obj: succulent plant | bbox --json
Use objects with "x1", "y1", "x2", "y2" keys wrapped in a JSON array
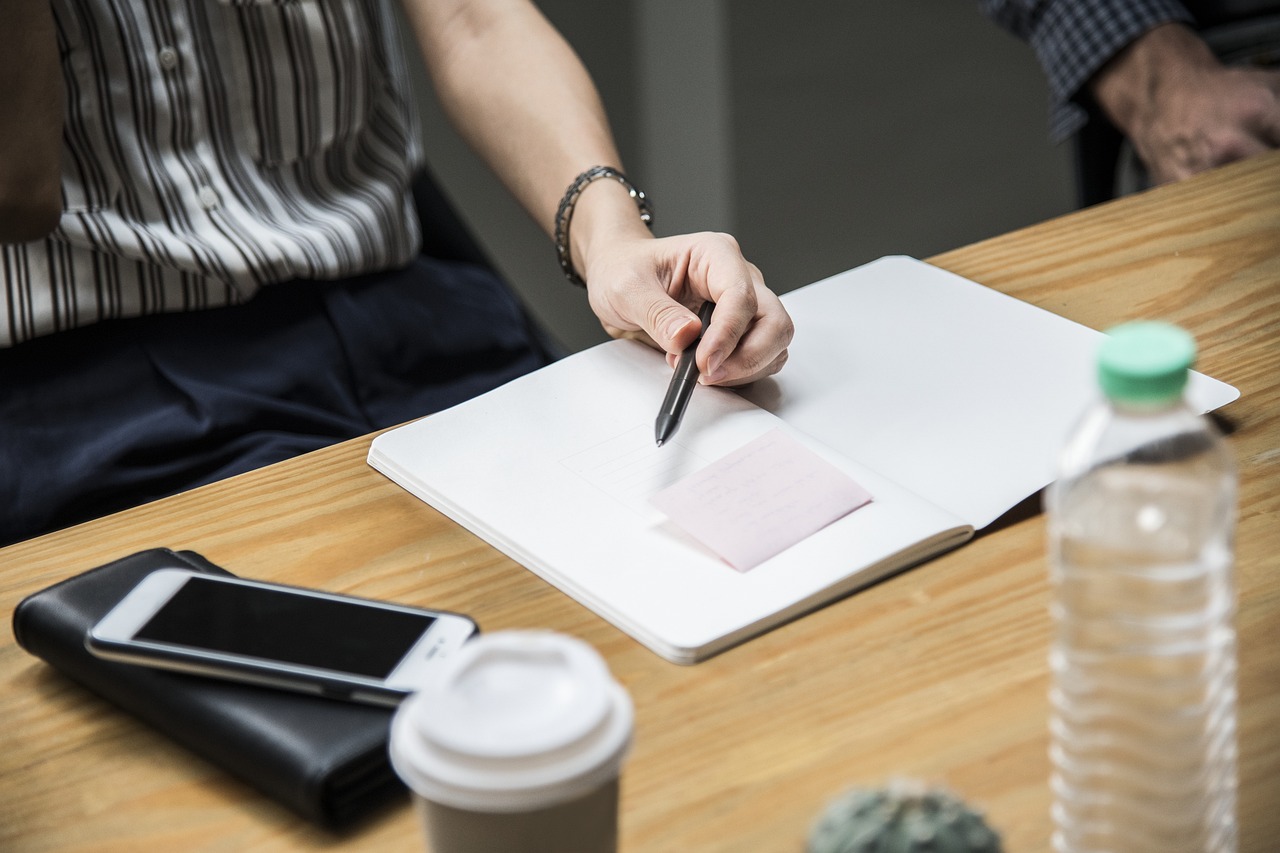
[{"x1": 806, "y1": 779, "x2": 1002, "y2": 853}]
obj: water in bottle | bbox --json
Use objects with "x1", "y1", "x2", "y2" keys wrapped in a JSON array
[{"x1": 1045, "y1": 321, "x2": 1237, "y2": 853}]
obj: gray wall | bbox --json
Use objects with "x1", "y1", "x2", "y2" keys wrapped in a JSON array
[{"x1": 400, "y1": 1, "x2": 1075, "y2": 354}]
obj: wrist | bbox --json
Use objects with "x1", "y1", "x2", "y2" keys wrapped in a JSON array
[
  {"x1": 1090, "y1": 23, "x2": 1219, "y2": 138},
  {"x1": 571, "y1": 181, "x2": 654, "y2": 280},
  {"x1": 554, "y1": 167, "x2": 652, "y2": 288}
]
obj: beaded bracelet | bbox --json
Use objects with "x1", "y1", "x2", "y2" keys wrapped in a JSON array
[{"x1": 554, "y1": 166, "x2": 653, "y2": 288}]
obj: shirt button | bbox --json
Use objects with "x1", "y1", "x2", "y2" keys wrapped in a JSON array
[
  {"x1": 158, "y1": 47, "x2": 178, "y2": 70},
  {"x1": 197, "y1": 187, "x2": 219, "y2": 210}
]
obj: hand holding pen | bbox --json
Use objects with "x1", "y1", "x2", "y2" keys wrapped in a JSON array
[
  {"x1": 655, "y1": 302, "x2": 715, "y2": 446},
  {"x1": 571, "y1": 233, "x2": 793, "y2": 389}
]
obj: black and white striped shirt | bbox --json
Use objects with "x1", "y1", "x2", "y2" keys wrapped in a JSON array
[{"x1": 1, "y1": 0, "x2": 424, "y2": 347}]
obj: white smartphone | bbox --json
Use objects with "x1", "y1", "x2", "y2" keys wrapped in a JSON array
[{"x1": 86, "y1": 568, "x2": 478, "y2": 706}]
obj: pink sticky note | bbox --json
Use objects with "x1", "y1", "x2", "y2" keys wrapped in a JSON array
[{"x1": 650, "y1": 428, "x2": 873, "y2": 571}]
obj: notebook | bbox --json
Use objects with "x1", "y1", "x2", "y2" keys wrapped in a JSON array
[{"x1": 368, "y1": 256, "x2": 1239, "y2": 663}]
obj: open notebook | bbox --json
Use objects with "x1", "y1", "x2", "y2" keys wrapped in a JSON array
[{"x1": 368, "y1": 256, "x2": 1239, "y2": 664}]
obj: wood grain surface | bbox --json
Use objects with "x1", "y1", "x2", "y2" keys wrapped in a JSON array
[{"x1": 2, "y1": 150, "x2": 1277, "y2": 852}]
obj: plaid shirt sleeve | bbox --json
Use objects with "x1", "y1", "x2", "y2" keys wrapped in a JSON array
[{"x1": 979, "y1": 0, "x2": 1195, "y2": 140}]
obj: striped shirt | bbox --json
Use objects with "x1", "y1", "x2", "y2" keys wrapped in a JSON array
[{"x1": 1, "y1": 0, "x2": 424, "y2": 347}]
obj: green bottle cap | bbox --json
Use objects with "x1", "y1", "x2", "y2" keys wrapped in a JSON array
[{"x1": 1098, "y1": 321, "x2": 1196, "y2": 404}]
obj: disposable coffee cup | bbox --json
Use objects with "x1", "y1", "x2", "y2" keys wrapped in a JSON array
[{"x1": 389, "y1": 630, "x2": 633, "y2": 853}]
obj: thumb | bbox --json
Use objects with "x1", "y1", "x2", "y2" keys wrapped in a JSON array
[{"x1": 642, "y1": 297, "x2": 703, "y2": 356}]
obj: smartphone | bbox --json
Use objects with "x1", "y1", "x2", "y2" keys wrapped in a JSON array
[{"x1": 87, "y1": 568, "x2": 478, "y2": 706}]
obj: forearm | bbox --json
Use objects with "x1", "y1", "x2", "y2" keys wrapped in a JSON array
[
  {"x1": 401, "y1": 0, "x2": 650, "y2": 277},
  {"x1": 401, "y1": 0, "x2": 793, "y2": 383},
  {"x1": 0, "y1": 0, "x2": 64, "y2": 242}
]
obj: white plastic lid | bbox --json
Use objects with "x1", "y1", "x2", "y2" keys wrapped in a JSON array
[{"x1": 389, "y1": 631, "x2": 633, "y2": 812}]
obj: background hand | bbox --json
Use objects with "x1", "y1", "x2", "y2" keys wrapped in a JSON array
[{"x1": 1092, "y1": 24, "x2": 1280, "y2": 185}]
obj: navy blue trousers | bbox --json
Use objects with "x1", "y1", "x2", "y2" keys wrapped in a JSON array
[{"x1": 0, "y1": 256, "x2": 557, "y2": 545}]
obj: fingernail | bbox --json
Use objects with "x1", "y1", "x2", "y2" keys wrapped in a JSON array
[
  {"x1": 704, "y1": 352, "x2": 726, "y2": 382},
  {"x1": 666, "y1": 319, "x2": 688, "y2": 346}
]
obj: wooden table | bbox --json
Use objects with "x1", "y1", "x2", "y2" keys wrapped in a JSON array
[{"x1": 3, "y1": 151, "x2": 1278, "y2": 852}]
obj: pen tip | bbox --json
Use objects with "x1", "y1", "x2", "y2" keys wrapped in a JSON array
[{"x1": 655, "y1": 439, "x2": 664, "y2": 447}]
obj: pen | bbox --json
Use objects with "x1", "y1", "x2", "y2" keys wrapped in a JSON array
[{"x1": 655, "y1": 301, "x2": 715, "y2": 447}]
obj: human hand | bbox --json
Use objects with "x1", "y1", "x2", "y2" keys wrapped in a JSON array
[
  {"x1": 1126, "y1": 65, "x2": 1280, "y2": 183},
  {"x1": 1092, "y1": 23, "x2": 1280, "y2": 184},
  {"x1": 581, "y1": 231, "x2": 793, "y2": 387}
]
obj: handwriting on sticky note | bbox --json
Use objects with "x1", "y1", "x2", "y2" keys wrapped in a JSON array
[{"x1": 649, "y1": 428, "x2": 873, "y2": 571}]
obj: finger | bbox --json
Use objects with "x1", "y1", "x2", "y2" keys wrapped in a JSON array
[
  {"x1": 1148, "y1": 142, "x2": 1199, "y2": 183},
  {"x1": 1214, "y1": 133, "x2": 1269, "y2": 167},
  {"x1": 689, "y1": 239, "x2": 760, "y2": 376},
  {"x1": 660, "y1": 302, "x2": 704, "y2": 356},
  {"x1": 699, "y1": 287, "x2": 756, "y2": 378},
  {"x1": 628, "y1": 247, "x2": 708, "y2": 356},
  {"x1": 597, "y1": 255, "x2": 704, "y2": 356},
  {"x1": 637, "y1": 291, "x2": 702, "y2": 356},
  {"x1": 601, "y1": 323, "x2": 659, "y2": 351},
  {"x1": 705, "y1": 342, "x2": 790, "y2": 387},
  {"x1": 703, "y1": 274, "x2": 794, "y2": 386}
]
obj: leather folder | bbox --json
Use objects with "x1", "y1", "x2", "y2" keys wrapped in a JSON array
[{"x1": 12, "y1": 547, "x2": 405, "y2": 828}]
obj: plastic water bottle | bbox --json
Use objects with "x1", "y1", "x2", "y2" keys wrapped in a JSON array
[{"x1": 1045, "y1": 321, "x2": 1237, "y2": 853}]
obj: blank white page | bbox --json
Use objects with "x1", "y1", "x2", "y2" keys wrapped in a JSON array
[{"x1": 739, "y1": 256, "x2": 1240, "y2": 529}]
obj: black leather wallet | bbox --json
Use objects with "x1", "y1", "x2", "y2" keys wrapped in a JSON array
[{"x1": 12, "y1": 547, "x2": 405, "y2": 829}]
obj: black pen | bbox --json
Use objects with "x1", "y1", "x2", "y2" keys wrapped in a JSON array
[{"x1": 655, "y1": 301, "x2": 715, "y2": 447}]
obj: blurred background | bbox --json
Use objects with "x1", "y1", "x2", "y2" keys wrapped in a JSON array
[{"x1": 400, "y1": 1, "x2": 1076, "y2": 353}]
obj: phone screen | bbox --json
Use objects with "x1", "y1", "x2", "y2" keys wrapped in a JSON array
[{"x1": 134, "y1": 577, "x2": 437, "y2": 678}]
